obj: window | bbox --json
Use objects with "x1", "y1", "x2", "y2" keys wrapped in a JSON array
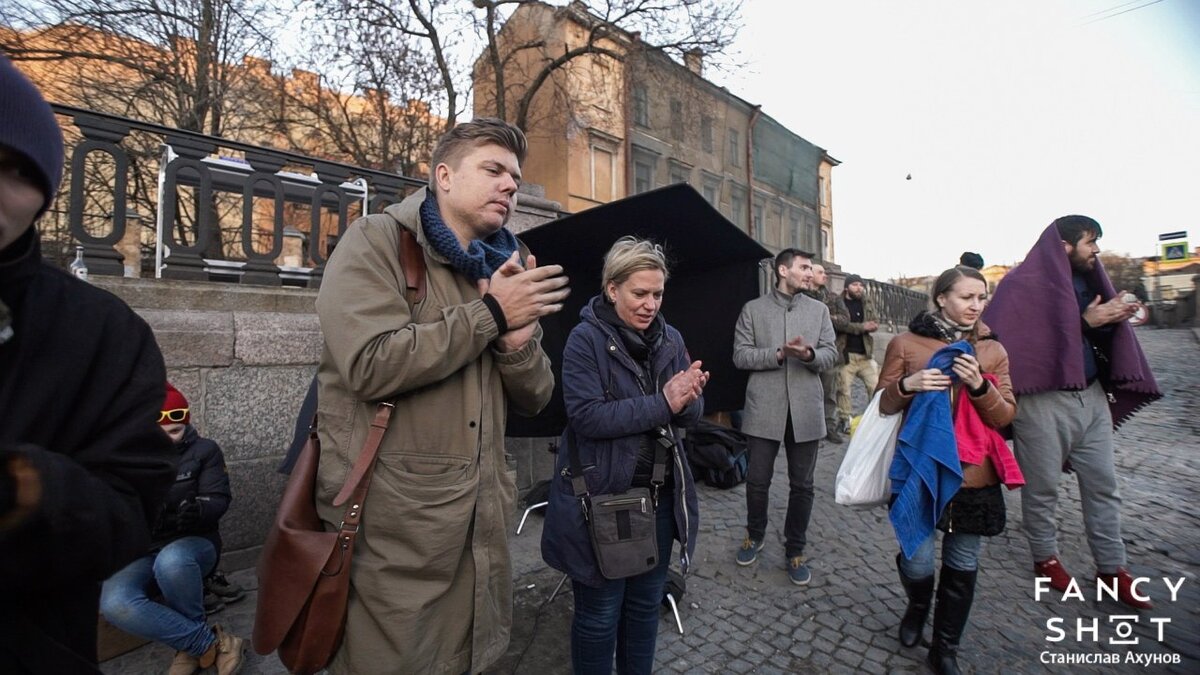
[
  {"x1": 669, "y1": 164, "x2": 689, "y2": 186},
  {"x1": 701, "y1": 116, "x2": 713, "y2": 153},
  {"x1": 728, "y1": 128, "x2": 741, "y2": 167},
  {"x1": 591, "y1": 146, "x2": 615, "y2": 202},
  {"x1": 821, "y1": 227, "x2": 830, "y2": 260},
  {"x1": 790, "y1": 213, "x2": 803, "y2": 248},
  {"x1": 701, "y1": 174, "x2": 721, "y2": 205},
  {"x1": 819, "y1": 175, "x2": 827, "y2": 208},
  {"x1": 752, "y1": 200, "x2": 764, "y2": 241},
  {"x1": 633, "y1": 85, "x2": 649, "y2": 128},
  {"x1": 730, "y1": 187, "x2": 746, "y2": 227},
  {"x1": 634, "y1": 161, "x2": 654, "y2": 194},
  {"x1": 670, "y1": 99, "x2": 683, "y2": 141}
]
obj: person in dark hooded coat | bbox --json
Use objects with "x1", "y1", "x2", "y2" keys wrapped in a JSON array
[{"x1": 0, "y1": 55, "x2": 177, "y2": 672}]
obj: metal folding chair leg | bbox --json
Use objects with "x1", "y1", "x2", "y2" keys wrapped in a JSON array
[
  {"x1": 547, "y1": 573, "x2": 571, "y2": 604},
  {"x1": 664, "y1": 592, "x2": 684, "y2": 635},
  {"x1": 516, "y1": 501, "x2": 548, "y2": 535}
]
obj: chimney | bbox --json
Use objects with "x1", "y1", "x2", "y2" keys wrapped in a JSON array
[{"x1": 684, "y1": 48, "x2": 704, "y2": 76}]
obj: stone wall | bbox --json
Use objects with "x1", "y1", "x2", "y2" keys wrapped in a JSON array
[{"x1": 94, "y1": 276, "x2": 319, "y2": 572}]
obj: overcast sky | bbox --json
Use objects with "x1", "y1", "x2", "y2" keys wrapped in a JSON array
[{"x1": 709, "y1": 0, "x2": 1200, "y2": 280}]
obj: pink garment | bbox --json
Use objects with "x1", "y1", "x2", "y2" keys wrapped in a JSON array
[{"x1": 955, "y1": 374, "x2": 1025, "y2": 488}]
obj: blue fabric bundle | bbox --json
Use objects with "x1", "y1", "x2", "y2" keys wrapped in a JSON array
[{"x1": 889, "y1": 340, "x2": 971, "y2": 558}]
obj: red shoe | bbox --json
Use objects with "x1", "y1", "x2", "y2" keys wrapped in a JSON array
[
  {"x1": 1096, "y1": 567, "x2": 1154, "y2": 610},
  {"x1": 1033, "y1": 556, "x2": 1075, "y2": 594}
]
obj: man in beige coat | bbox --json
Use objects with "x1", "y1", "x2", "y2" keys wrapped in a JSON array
[{"x1": 314, "y1": 118, "x2": 569, "y2": 674}]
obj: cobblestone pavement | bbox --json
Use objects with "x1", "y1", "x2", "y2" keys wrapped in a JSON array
[{"x1": 104, "y1": 327, "x2": 1198, "y2": 674}]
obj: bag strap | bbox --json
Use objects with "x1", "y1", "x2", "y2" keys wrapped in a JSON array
[
  {"x1": 332, "y1": 402, "x2": 394, "y2": 508},
  {"x1": 566, "y1": 425, "x2": 672, "y2": 505},
  {"x1": 567, "y1": 427, "x2": 589, "y2": 499},
  {"x1": 398, "y1": 226, "x2": 426, "y2": 306}
]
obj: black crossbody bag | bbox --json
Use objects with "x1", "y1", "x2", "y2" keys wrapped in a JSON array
[{"x1": 568, "y1": 427, "x2": 671, "y2": 580}]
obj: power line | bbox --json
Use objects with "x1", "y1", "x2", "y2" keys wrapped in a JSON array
[
  {"x1": 1079, "y1": 0, "x2": 1168, "y2": 26},
  {"x1": 1078, "y1": 0, "x2": 1149, "y2": 21}
]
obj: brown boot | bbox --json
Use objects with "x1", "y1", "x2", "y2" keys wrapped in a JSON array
[
  {"x1": 197, "y1": 624, "x2": 245, "y2": 675},
  {"x1": 168, "y1": 650, "x2": 201, "y2": 675}
]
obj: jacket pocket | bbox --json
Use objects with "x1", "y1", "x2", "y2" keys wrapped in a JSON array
[{"x1": 365, "y1": 453, "x2": 478, "y2": 583}]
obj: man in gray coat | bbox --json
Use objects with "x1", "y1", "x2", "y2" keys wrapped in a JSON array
[{"x1": 732, "y1": 248, "x2": 838, "y2": 585}]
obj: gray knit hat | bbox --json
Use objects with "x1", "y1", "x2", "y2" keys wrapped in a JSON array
[{"x1": 0, "y1": 54, "x2": 65, "y2": 215}]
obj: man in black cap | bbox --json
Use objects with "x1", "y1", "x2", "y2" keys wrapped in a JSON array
[
  {"x1": 831, "y1": 274, "x2": 880, "y2": 433},
  {"x1": 0, "y1": 54, "x2": 182, "y2": 672}
]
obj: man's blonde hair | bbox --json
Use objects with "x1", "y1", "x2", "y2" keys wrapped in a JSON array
[{"x1": 601, "y1": 236, "x2": 669, "y2": 293}]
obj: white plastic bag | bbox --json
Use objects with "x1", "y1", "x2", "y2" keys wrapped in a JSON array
[{"x1": 835, "y1": 390, "x2": 902, "y2": 506}]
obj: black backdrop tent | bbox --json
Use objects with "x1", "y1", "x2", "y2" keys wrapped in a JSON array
[{"x1": 506, "y1": 183, "x2": 772, "y2": 438}]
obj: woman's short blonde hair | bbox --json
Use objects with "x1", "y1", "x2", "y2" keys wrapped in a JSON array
[{"x1": 601, "y1": 236, "x2": 669, "y2": 293}]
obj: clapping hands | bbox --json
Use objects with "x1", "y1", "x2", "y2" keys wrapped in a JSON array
[{"x1": 663, "y1": 360, "x2": 710, "y2": 413}]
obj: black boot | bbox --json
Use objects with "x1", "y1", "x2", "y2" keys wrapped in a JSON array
[
  {"x1": 896, "y1": 554, "x2": 934, "y2": 648},
  {"x1": 927, "y1": 565, "x2": 977, "y2": 675}
]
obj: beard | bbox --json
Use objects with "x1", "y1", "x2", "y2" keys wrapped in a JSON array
[{"x1": 1068, "y1": 250, "x2": 1095, "y2": 273}]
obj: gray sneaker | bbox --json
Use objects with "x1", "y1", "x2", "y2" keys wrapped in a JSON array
[
  {"x1": 203, "y1": 591, "x2": 225, "y2": 615},
  {"x1": 735, "y1": 537, "x2": 765, "y2": 566},
  {"x1": 788, "y1": 556, "x2": 812, "y2": 586},
  {"x1": 205, "y1": 571, "x2": 245, "y2": 604}
]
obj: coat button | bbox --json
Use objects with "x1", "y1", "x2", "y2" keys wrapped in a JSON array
[
  {"x1": 469, "y1": 421, "x2": 477, "y2": 428},
  {"x1": 609, "y1": 345, "x2": 616, "y2": 351}
]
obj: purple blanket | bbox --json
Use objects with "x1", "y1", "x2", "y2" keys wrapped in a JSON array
[{"x1": 982, "y1": 223, "x2": 1160, "y2": 428}]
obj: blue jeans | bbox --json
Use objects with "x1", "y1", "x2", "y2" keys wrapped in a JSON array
[
  {"x1": 571, "y1": 495, "x2": 675, "y2": 675},
  {"x1": 100, "y1": 536, "x2": 218, "y2": 656},
  {"x1": 899, "y1": 529, "x2": 981, "y2": 578}
]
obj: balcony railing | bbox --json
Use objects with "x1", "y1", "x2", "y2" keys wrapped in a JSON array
[{"x1": 47, "y1": 103, "x2": 426, "y2": 287}]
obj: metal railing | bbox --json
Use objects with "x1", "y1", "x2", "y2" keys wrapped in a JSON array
[
  {"x1": 863, "y1": 278, "x2": 928, "y2": 331},
  {"x1": 48, "y1": 103, "x2": 426, "y2": 287},
  {"x1": 755, "y1": 260, "x2": 929, "y2": 330}
]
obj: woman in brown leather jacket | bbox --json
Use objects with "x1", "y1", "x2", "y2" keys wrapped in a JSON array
[{"x1": 875, "y1": 266, "x2": 1019, "y2": 675}]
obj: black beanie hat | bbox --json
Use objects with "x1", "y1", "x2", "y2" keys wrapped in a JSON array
[
  {"x1": 0, "y1": 55, "x2": 65, "y2": 215},
  {"x1": 844, "y1": 273, "x2": 864, "y2": 286}
]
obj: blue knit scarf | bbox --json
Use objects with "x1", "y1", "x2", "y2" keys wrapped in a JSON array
[{"x1": 420, "y1": 191, "x2": 520, "y2": 281}]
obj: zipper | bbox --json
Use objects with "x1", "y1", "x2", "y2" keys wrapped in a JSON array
[
  {"x1": 673, "y1": 441, "x2": 691, "y2": 570},
  {"x1": 946, "y1": 502, "x2": 954, "y2": 533},
  {"x1": 601, "y1": 496, "x2": 648, "y2": 512}
]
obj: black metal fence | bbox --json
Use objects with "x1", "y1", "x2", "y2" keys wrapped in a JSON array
[
  {"x1": 46, "y1": 103, "x2": 426, "y2": 287},
  {"x1": 755, "y1": 259, "x2": 929, "y2": 330},
  {"x1": 863, "y1": 278, "x2": 928, "y2": 331}
]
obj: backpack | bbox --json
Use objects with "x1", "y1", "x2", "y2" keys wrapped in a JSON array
[{"x1": 683, "y1": 419, "x2": 749, "y2": 489}]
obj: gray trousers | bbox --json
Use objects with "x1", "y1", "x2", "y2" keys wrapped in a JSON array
[{"x1": 1012, "y1": 382, "x2": 1126, "y2": 572}]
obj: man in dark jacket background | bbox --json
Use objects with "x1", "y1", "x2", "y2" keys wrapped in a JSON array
[{"x1": 0, "y1": 54, "x2": 177, "y2": 671}]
